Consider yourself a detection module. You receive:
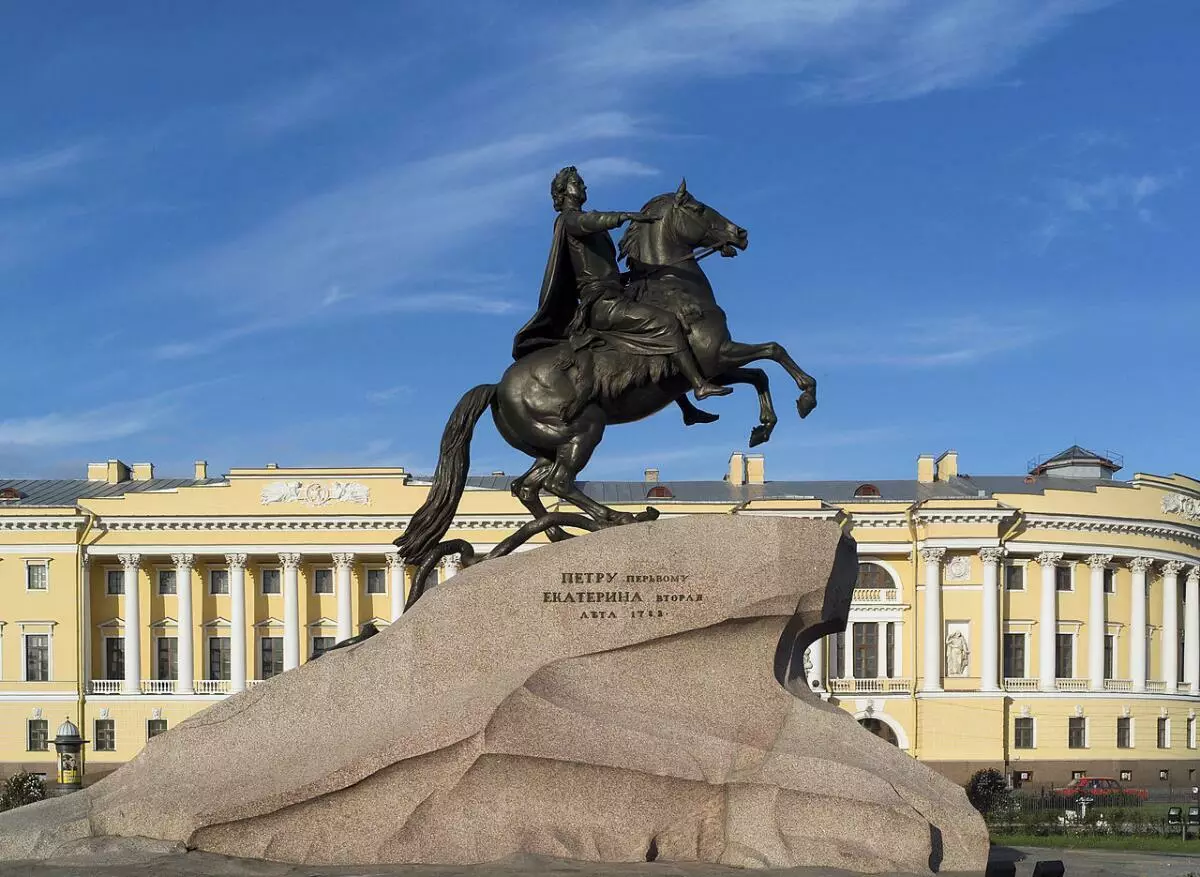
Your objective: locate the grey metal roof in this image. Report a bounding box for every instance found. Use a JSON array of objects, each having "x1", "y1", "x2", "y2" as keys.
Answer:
[
  {"x1": 462, "y1": 473, "x2": 1133, "y2": 505},
  {"x1": 0, "y1": 477, "x2": 224, "y2": 507}
]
